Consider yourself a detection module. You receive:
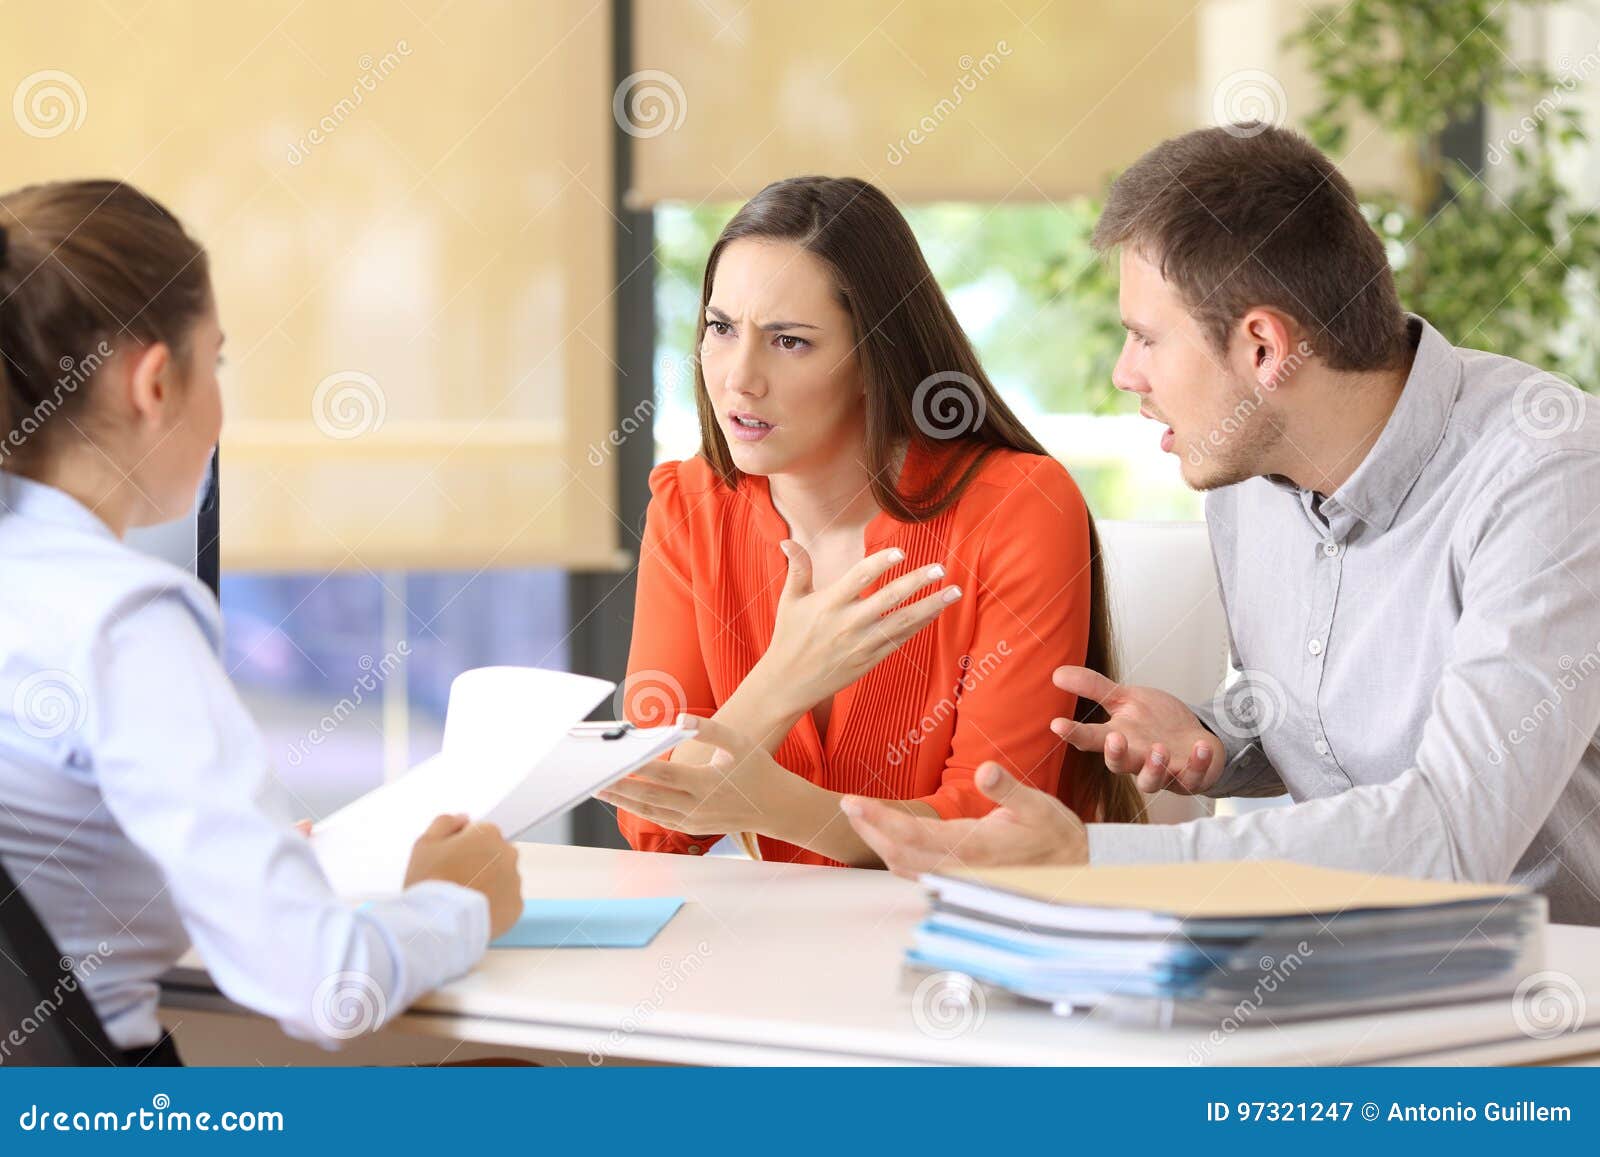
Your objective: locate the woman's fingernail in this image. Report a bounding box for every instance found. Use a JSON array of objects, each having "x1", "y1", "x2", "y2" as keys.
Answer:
[
  {"x1": 1151, "y1": 750, "x2": 1168, "y2": 768},
  {"x1": 839, "y1": 796, "x2": 860, "y2": 816},
  {"x1": 943, "y1": 586, "x2": 963, "y2": 603},
  {"x1": 1196, "y1": 745, "x2": 1211, "y2": 762},
  {"x1": 677, "y1": 713, "x2": 698, "y2": 730},
  {"x1": 927, "y1": 564, "x2": 945, "y2": 579},
  {"x1": 889, "y1": 548, "x2": 905, "y2": 563}
]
